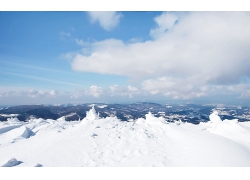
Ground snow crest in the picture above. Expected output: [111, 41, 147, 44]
[8, 126, 34, 139]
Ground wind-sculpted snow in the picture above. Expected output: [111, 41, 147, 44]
[83, 106, 100, 121]
[209, 111, 222, 123]
[1, 158, 22, 167]
[0, 108, 250, 167]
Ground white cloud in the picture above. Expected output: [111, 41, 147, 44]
[60, 31, 71, 37]
[49, 90, 56, 97]
[141, 76, 206, 99]
[75, 38, 88, 46]
[70, 89, 86, 99]
[89, 86, 103, 97]
[129, 37, 143, 43]
[70, 12, 250, 100]
[87, 11, 123, 31]
[1, 82, 250, 106]
[109, 85, 140, 98]
[241, 89, 250, 98]
[60, 52, 75, 61]
[0, 89, 60, 99]
[27, 89, 45, 98]
[128, 85, 139, 92]
[150, 12, 179, 39]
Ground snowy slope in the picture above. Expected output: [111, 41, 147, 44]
[0, 108, 250, 167]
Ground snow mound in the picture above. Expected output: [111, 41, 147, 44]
[7, 117, 20, 124]
[206, 119, 250, 148]
[136, 118, 145, 123]
[145, 112, 165, 124]
[83, 106, 99, 121]
[57, 117, 66, 121]
[29, 118, 46, 124]
[1, 158, 22, 167]
[209, 111, 222, 123]
[34, 163, 43, 167]
[8, 126, 35, 139]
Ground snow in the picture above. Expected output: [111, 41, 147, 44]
[0, 114, 19, 117]
[7, 117, 20, 124]
[0, 107, 250, 167]
[209, 110, 222, 123]
[145, 111, 165, 124]
[33, 163, 43, 167]
[1, 158, 22, 167]
[57, 116, 66, 121]
[83, 106, 99, 121]
[98, 105, 108, 108]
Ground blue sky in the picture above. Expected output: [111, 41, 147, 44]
[0, 11, 250, 105]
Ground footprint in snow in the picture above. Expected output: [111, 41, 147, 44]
[91, 133, 98, 138]
[1, 158, 23, 167]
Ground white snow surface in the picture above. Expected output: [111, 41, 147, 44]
[0, 108, 250, 167]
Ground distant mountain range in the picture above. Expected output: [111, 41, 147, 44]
[0, 102, 249, 124]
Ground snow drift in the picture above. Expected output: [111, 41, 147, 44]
[0, 107, 250, 167]
[1, 158, 22, 167]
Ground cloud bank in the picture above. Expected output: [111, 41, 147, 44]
[70, 12, 250, 100]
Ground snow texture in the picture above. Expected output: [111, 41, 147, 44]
[0, 107, 250, 167]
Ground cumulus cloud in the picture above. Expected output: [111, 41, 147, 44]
[0, 89, 60, 99]
[70, 12, 250, 99]
[73, 12, 250, 81]
[70, 89, 86, 99]
[87, 11, 123, 31]
[150, 12, 179, 39]
[27, 89, 45, 98]
[49, 90, 57, 97]
[89, 86, 104, 97]
[109, 85, 140, 98]
[141, 76, 206, 99]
